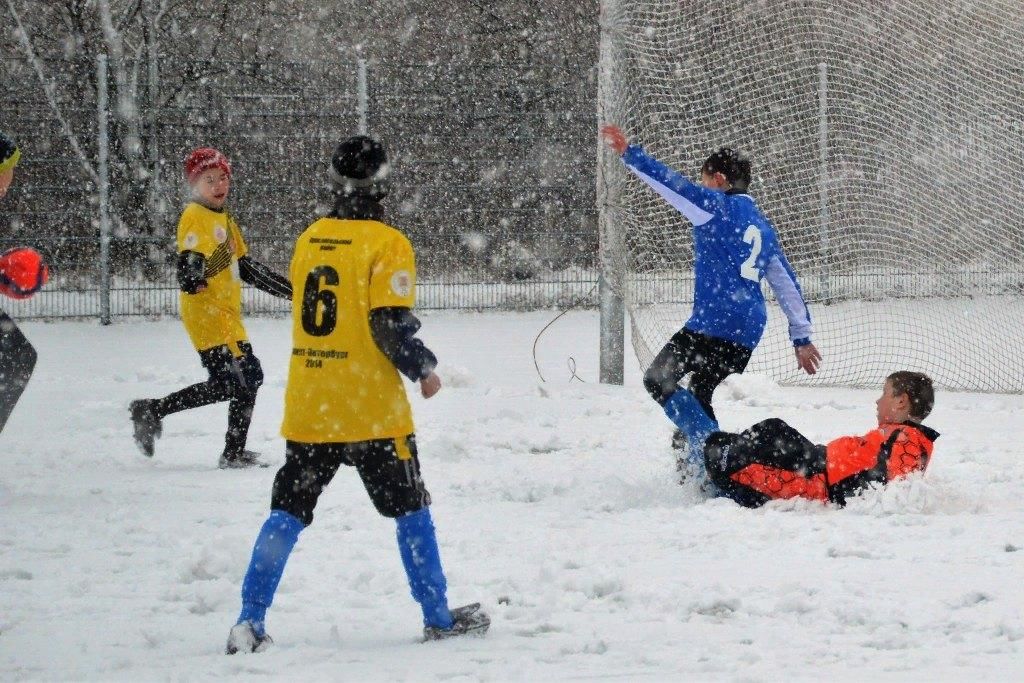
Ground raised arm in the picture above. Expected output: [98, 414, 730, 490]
[601, 124, 723, 226]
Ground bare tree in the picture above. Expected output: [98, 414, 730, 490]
[4, 0, 283, 270]
[3, 0, 598, 283]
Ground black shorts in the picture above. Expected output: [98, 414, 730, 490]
[644, 328, 753, 419]
[198, 341, 263, 395]
[271, 436, 431, 525]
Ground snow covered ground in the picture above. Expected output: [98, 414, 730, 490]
[1, 310, 1022, 681]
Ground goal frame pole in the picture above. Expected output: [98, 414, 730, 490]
[817, 61, 832, 303]
[598, 0, 626, 385]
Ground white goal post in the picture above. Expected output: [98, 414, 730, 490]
[598, 0, 1024, 393]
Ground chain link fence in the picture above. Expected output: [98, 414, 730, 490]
[1, 55, 597, 320]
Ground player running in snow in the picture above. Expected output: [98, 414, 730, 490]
[601, 125, 821, 479]
[129, 147, 291, 468]
[0, 132, 47, 434]
[687, 371, 937, 507]
[225, 135, 489, 654]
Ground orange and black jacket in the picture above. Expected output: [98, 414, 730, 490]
[825, 421, 939, 505]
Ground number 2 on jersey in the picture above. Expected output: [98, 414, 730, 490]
[301, 265, 339, 336]
[740, 225, 762, 282]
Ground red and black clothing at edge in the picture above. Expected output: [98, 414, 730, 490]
[703, 418, 939, 508]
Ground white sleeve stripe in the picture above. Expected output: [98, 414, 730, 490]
[765, 255, 814, 341]
[627, 167, 715, 226]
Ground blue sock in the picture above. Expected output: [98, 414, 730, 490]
[237, 509, 304, 635]
[663, 389, 720, 477]
[396, 507, 453, 629]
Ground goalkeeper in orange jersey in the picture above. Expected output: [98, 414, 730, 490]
[130, 147, 291, 468]
[681, 371, 938, 506]
[225, 135, 488, 654]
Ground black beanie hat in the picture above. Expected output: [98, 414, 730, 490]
[702, 147, 751, 192]
[0, 131, 20, 174]
[329, 135, 389, 197]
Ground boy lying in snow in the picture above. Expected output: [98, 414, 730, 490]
[673, 371, 937, 507]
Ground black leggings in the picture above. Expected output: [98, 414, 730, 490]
[0, 311, 37, 433]
[271, 436, 431, 526]
[643, 328, 752, 419]
[153, 342, 263, 458]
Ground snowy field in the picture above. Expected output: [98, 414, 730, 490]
[1, 310, 1022, 681]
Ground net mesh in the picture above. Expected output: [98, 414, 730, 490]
[600, 0, 1024, 393]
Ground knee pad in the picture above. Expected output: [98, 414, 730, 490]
[643, 363, 677, 405]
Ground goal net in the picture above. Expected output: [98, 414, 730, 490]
[598, 0, 1024, 393]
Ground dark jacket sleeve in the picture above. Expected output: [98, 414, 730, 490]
[369, 306, 437, 382]
[238, 256, 292, 300]
[177, 250, 208, 294]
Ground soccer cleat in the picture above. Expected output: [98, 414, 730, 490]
[129, 400, 162, 457]
[422, 603, 490, 642]
[676, 444, 720, 495]
[225, 621, 273, 654]
[671, 428, 688, 451]
[218, 449, 270, 470]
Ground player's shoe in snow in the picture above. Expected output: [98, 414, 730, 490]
[422, 603, 490, 641]
[129, 399, 161, 457]
[675, 438, 720, 495]
[225, 621, 273, 654]
[677, 459, 717, 495]
[218, 449, 270, 470]
[673, 432, 692, 485]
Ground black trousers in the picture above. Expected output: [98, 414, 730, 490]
[644, 327, 753, 419]
[704, 418, 827, 508]
[271, 436, 431, 526]
[153, 342, 263, 458]
[0, 311, 37, 433]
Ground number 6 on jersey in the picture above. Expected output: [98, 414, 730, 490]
[301, 265, 339, 336]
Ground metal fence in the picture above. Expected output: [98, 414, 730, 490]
[1, 54, 598, 320]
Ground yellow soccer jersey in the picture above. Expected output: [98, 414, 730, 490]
[281, 217, 418, 444]
[176, 203, 250, 353]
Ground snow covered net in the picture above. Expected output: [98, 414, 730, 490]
[599, 0, 1024, 392]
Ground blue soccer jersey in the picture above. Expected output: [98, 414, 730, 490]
[621, 144, 813, 350]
